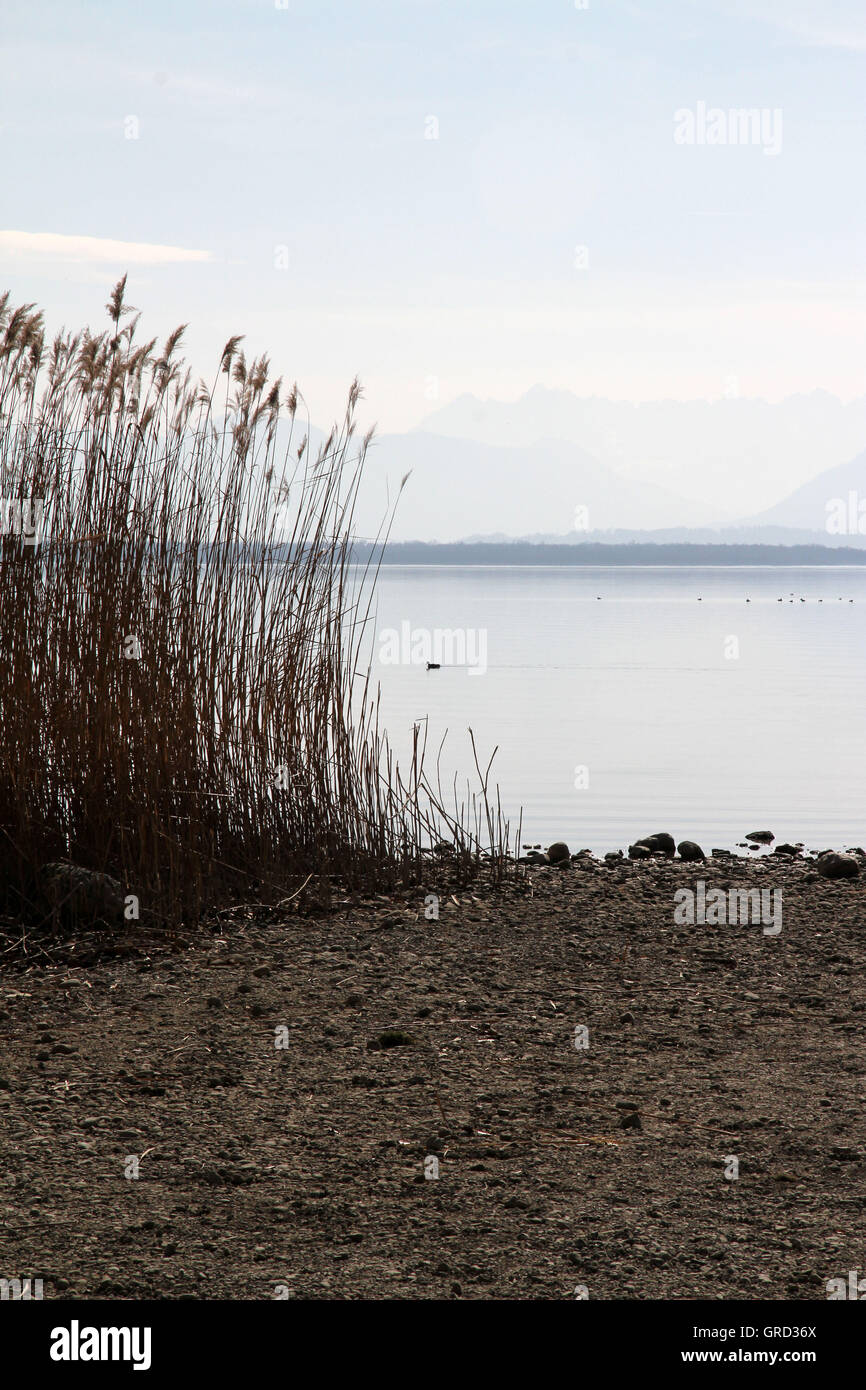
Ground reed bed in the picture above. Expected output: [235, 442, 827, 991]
[0, 281, 514, 929]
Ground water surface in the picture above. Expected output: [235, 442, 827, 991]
[367, 565, 865, 854]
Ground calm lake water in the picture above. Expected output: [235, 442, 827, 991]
[366, 566, 866, 855]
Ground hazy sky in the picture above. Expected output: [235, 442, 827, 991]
[2, 0, 864, 433]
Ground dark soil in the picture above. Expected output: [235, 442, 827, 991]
[1, 854, 864, 1300]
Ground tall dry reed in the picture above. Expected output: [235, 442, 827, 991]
[0, 280, 512, 928]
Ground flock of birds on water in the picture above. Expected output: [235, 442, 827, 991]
[424, 591, 857, 669]
[703, 594, 854, 603]
[587, 594, 856, 602]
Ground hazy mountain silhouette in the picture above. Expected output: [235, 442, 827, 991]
[745, 448, 866, 536]
[418, 387, 866, 515]
[353, 431, 726, 541]
[269, 409, 866, 549]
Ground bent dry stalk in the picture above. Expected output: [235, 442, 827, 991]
[0, 280, 513, 928]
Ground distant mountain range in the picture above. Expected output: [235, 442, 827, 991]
[416, 386, 866, 517]
[353, 432, 726, 540]
[747, 448, 866, 536]
[289, 387, 866, 549]
[451, 448, 866, 548]
[345, 387, 866, 548]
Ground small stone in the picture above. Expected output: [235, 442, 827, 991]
[368, 1029, 415, 1050]
[745, 831, 774, 845]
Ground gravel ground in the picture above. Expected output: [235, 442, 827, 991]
[1, 852, 864, 1300]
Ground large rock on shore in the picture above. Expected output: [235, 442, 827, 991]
[816, 852, 859, 880]
[38, 863, 125, 928]
[546, 841, 570, 865]
[677, 840, 705, 862]
[633, 832, 675, 856]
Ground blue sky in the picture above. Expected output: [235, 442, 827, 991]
[1, 0, 864, 430]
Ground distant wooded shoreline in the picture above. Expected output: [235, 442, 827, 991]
[353, 541, 866, 566]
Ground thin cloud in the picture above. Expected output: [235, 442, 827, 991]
[0, 230, 211, 265]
